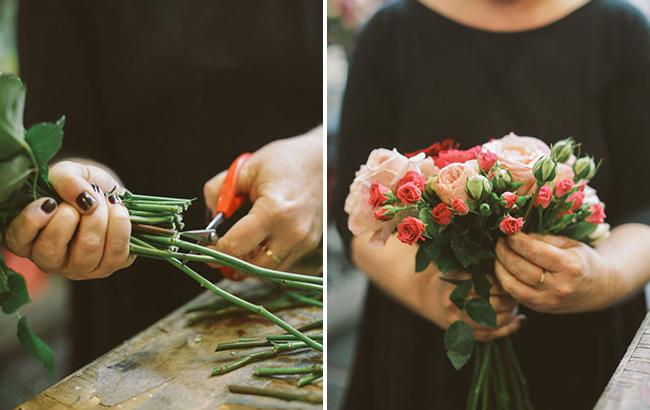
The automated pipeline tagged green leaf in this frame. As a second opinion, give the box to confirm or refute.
[418,206,439,237]
[449,280,472,309]
[415,246,431,272]
[0,253,9,295]
[427,238,462,273]
[440,276,465,286]
[1,270,30,314]
[0,153,33,203]
[0,73,27,161]
[17,316,55,373]
[466,298,496,329]
[25,117,65,178]
[562,222,597,241]
[472,273,492,300]
[450,229,482,268]
[444,320,474,370]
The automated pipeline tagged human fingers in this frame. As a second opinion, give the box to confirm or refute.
[506,232,567,272]
[496,238,545,287]
[93,193,134,277]
[474,315,526,342]
[3,198,58,257]
[49,161,100,214]
[30,203,79,273]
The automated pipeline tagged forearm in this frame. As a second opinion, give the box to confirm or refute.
[597,223,650,306]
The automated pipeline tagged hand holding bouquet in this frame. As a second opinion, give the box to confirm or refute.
[345,133,607,409]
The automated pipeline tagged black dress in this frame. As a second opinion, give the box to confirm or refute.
[332,0,650,408]
[18,1,322,370]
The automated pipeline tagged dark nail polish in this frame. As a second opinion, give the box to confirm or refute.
[41,198,57,213]
[91,183,101,194]
[107,193,121,204]
[76,191,96,211]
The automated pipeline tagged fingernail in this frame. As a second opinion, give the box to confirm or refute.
[91,183,102,194]
[520,316,528,326]
[76,191,96,211]
[107,193,121,204]
[41,198,57,213]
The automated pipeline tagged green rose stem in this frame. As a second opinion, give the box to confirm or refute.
[227,385,323,404]
[505,338,533,409]
[297,371,323,387]
[216,334,323,351]
[523,184,543,221]
[468,342,492,410]
[255,365,322,377]
[283,290,323,307]
[212,341,309,376]
[493,340,510,408]
[186,297,302,327]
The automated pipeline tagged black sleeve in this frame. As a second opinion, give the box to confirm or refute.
[18,0,109,163]
[602,7,650,226]
[332,9,400,254]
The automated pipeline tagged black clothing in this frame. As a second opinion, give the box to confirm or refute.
[333,0,650,408]
[18,0,321,370]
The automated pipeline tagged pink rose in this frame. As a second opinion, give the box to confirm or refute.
[368,182,391,207]
[374,208,392,221]
[432,203,453,225]
[345,148,438,246]
[398,170,427,191]
[500,215,524,235]
[397,217,426,245]
[478,150,497,173]
[396,182,422,204]
[554,178,574,197]
[501,192,518,209]
[535,185,552,209]
[433,162,479,205]
[586,203,606,224]
[451,198,469,215]
[482,132,551,194]
[567,190,584,210]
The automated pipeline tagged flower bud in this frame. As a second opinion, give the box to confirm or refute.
[466,175,492,201]
[573,156,596,180]
[479,203,491,216]
[532,156,557,183]
[551,138,575,163]
[491,168,512,191]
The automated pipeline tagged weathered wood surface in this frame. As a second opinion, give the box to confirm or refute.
[596,311,650,410]
[17,281,322,410]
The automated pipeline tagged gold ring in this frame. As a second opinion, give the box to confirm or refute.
[538,270,546,287]
[263,246,282,264]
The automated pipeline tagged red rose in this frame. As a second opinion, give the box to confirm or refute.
[397,217,426,245]
[432,202,453,225]
[586,203,606,224]
[433,146,481,168]
[405,138,458,158]
[478,151,497,173]
[567,190,584,210]
[374,208,392,221]
[554,178,573,197]
[399,170,427,191]
[499,215,524,235]
[396,182,422,204]
[501,192,518,209]
[451,198,469,215]
[368,182,391,207]
[534,185,552,209]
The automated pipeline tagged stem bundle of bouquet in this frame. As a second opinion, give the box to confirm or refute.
[0,73,322,383]
[345,133,608,409]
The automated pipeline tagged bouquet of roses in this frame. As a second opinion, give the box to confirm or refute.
[0,73,322,389]
[345,133,608,409]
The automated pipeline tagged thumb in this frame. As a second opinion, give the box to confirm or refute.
[203,160,255,214]
[49,161,101,214]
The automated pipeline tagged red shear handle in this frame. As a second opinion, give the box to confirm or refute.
[215,152,252,218]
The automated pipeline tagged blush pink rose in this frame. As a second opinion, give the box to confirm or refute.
[345,148,438,245]
[482,132,551,194]
[433,162,479,205]
[501,192,518,209]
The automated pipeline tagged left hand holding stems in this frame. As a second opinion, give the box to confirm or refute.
[494,232,614,313]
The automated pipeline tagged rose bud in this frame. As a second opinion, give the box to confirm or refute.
[479,203,491,216]
[551,138,575,163]
[567,190,584,210]
[500,215,524,235]
[398,170,427,191]
[492,167,513,191]
[478,151,497,173]
[532,156,557,183]
[573,156,597,181]
[374,207,394,221]
[586,203,606,224]
[554,178,574,197]
[501,192,518,209]
[451,198,469,215]
[466,175,492,201]
[396,181,422,204]
[368,182,391,207]
[432,202,453,225]
[534,185,552,209]
[397,216,426,245]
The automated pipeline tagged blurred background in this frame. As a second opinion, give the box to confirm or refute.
[326,0,650,409]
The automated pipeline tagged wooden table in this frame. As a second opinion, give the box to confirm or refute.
[17,281,323,410]
[596,311,650,409]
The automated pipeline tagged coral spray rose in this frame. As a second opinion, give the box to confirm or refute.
[478,151,497,173]
[567,190,584,210]
[432,202,453,224]
[398,170,427,191]
[451,198,469,215]
[554,178,574,197]
[397,217,426,245]
[586,203,606,224]
[396,181,422,204]
[368,182,391,207]
[501,192,518,209]
[534,185,552,209]
[499,215,524,235]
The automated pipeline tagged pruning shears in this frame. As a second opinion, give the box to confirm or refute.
[179,152,251,256]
